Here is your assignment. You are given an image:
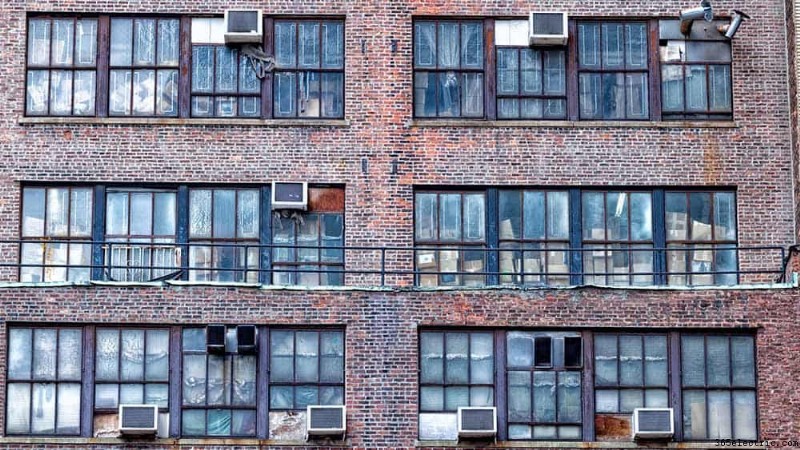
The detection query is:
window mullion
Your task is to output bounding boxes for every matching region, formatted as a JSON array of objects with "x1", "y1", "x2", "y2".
[
  {"x1": 569, "y1": 188, "x2": 583, "y2": 285},
  {"x1": 263, "y1": 17, "x2": 274, "y2": 119},
  {"x1": 178, "y1": 16, "x2": 191, "y2": 118},
  {"x1": 80, "y1": 325, "x2": 95, "y2": 437},
  {"x1": 485, "y1": 188, "x2": 499, "y2": 286},
  {"x1": 581, "y1": 330, "x2": 594, "y2": 440},
  {"x1": 648, "y1": 20, "x2": 662, "y2": 121},
  {"x1": 256, "y1": 325, "x2": 270, "y2": 438},
  {"x1": 484, "y1": 19, "x2": 496, "y2": 120},
  {"x1": 669, "y1": 331, "x2": 684, "y2": 441},
  {"x1": 653, "y1": 189, "x2": 667, "y2": 285},
  {"x1": 176, "y1": 186, "x2": 190, "y2": 281},
  {"x1": 168, "y1": 326, "x2": 182, "y2": 437},
  {"x1": 96, "y1": 16, "x2": 110, "y2": 117},
  {"x1": 567, "y1": 20, "x2": 579, "y2": 121}
]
